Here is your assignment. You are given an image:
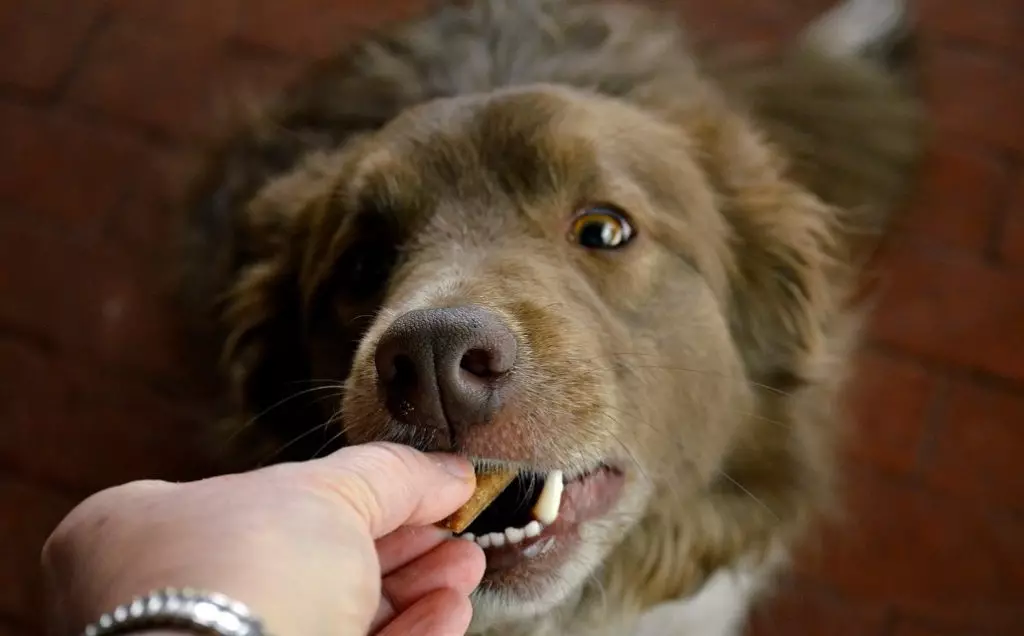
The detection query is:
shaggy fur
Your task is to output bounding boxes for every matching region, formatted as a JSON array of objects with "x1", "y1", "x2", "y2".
[{"x1": 176, "y1": 0, "x2": 925, "y2": 634}]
